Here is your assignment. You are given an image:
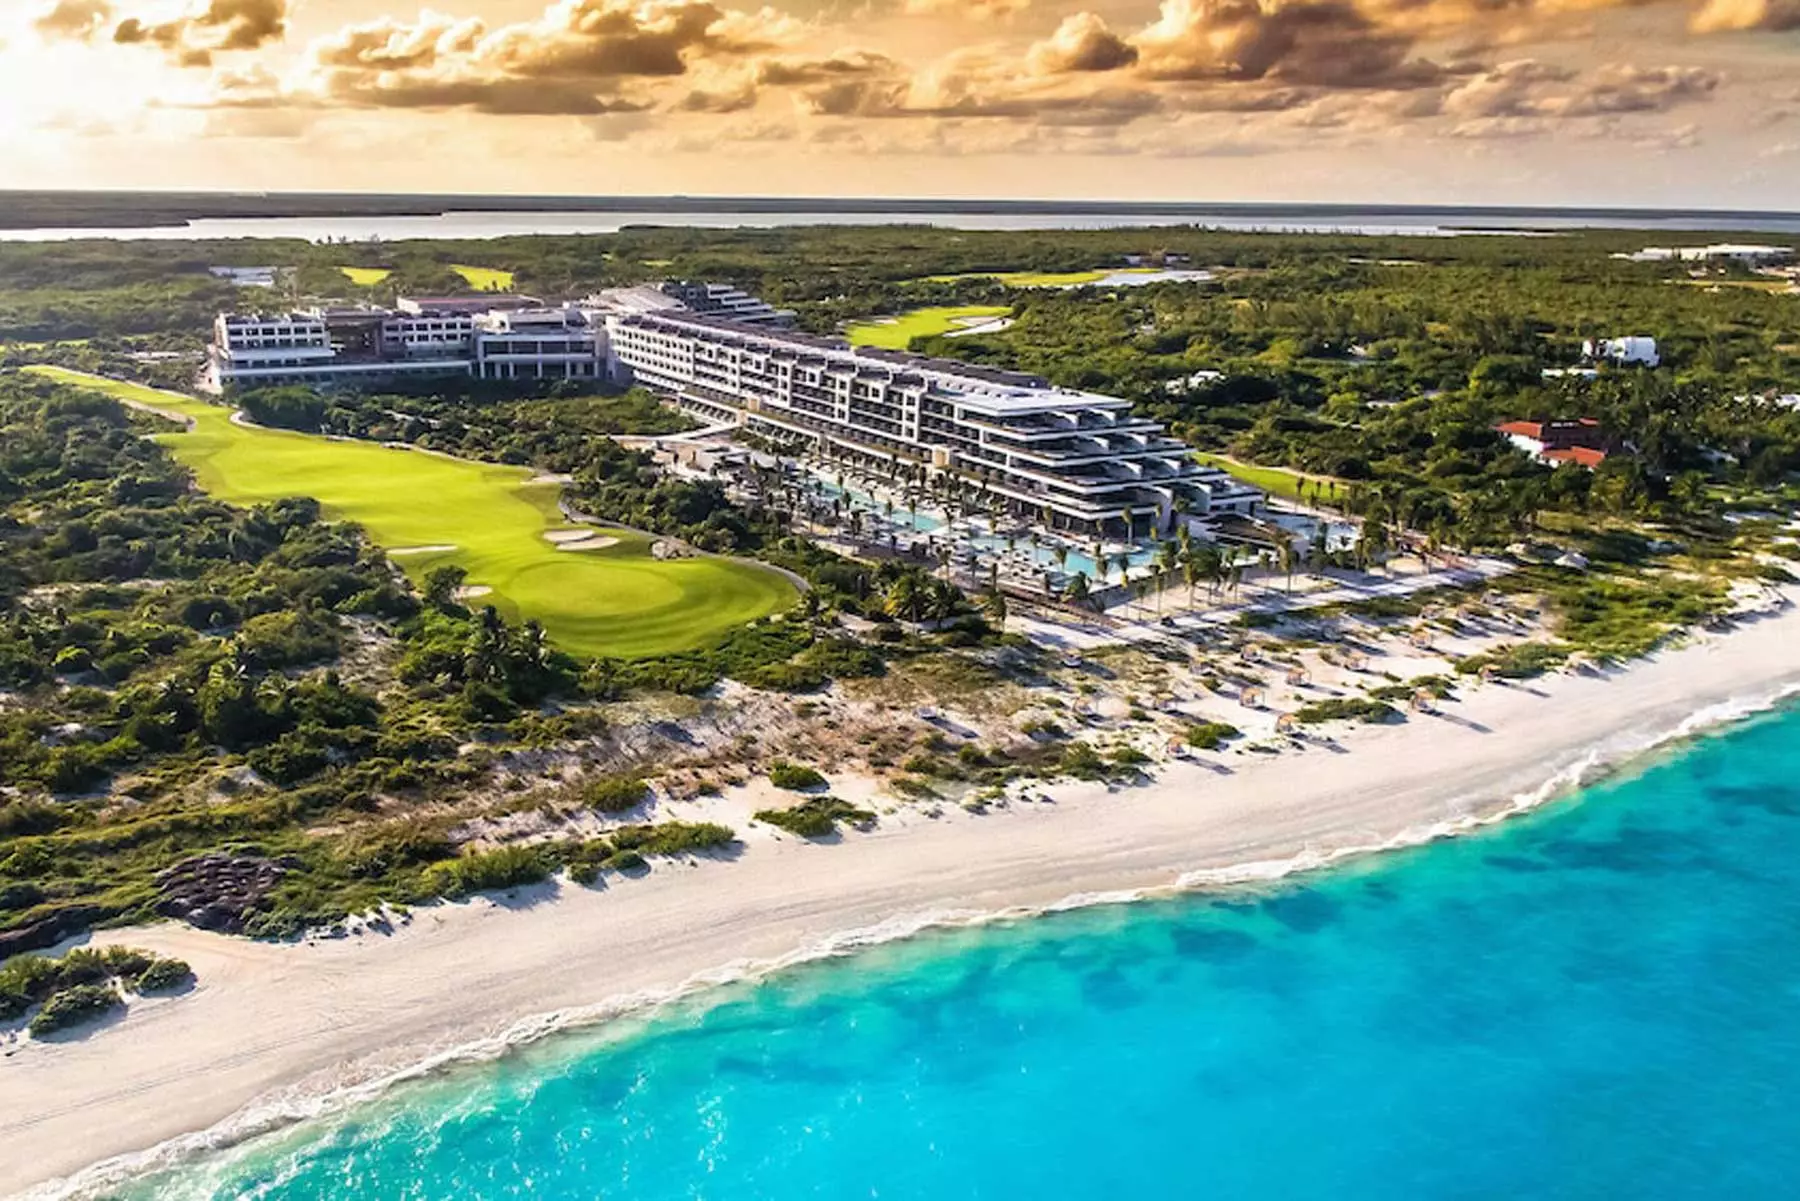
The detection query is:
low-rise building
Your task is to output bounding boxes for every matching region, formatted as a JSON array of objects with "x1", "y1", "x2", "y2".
[
  {"x1": 1584, "y1": 336, "x2": 1659, "y2": 367},
  {"x1": 1497, "y1": 419, "x2": 1610, "y2": 469},
  {"x1": 204, "y1": 298, "x2": 604, "y2": 392}
]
